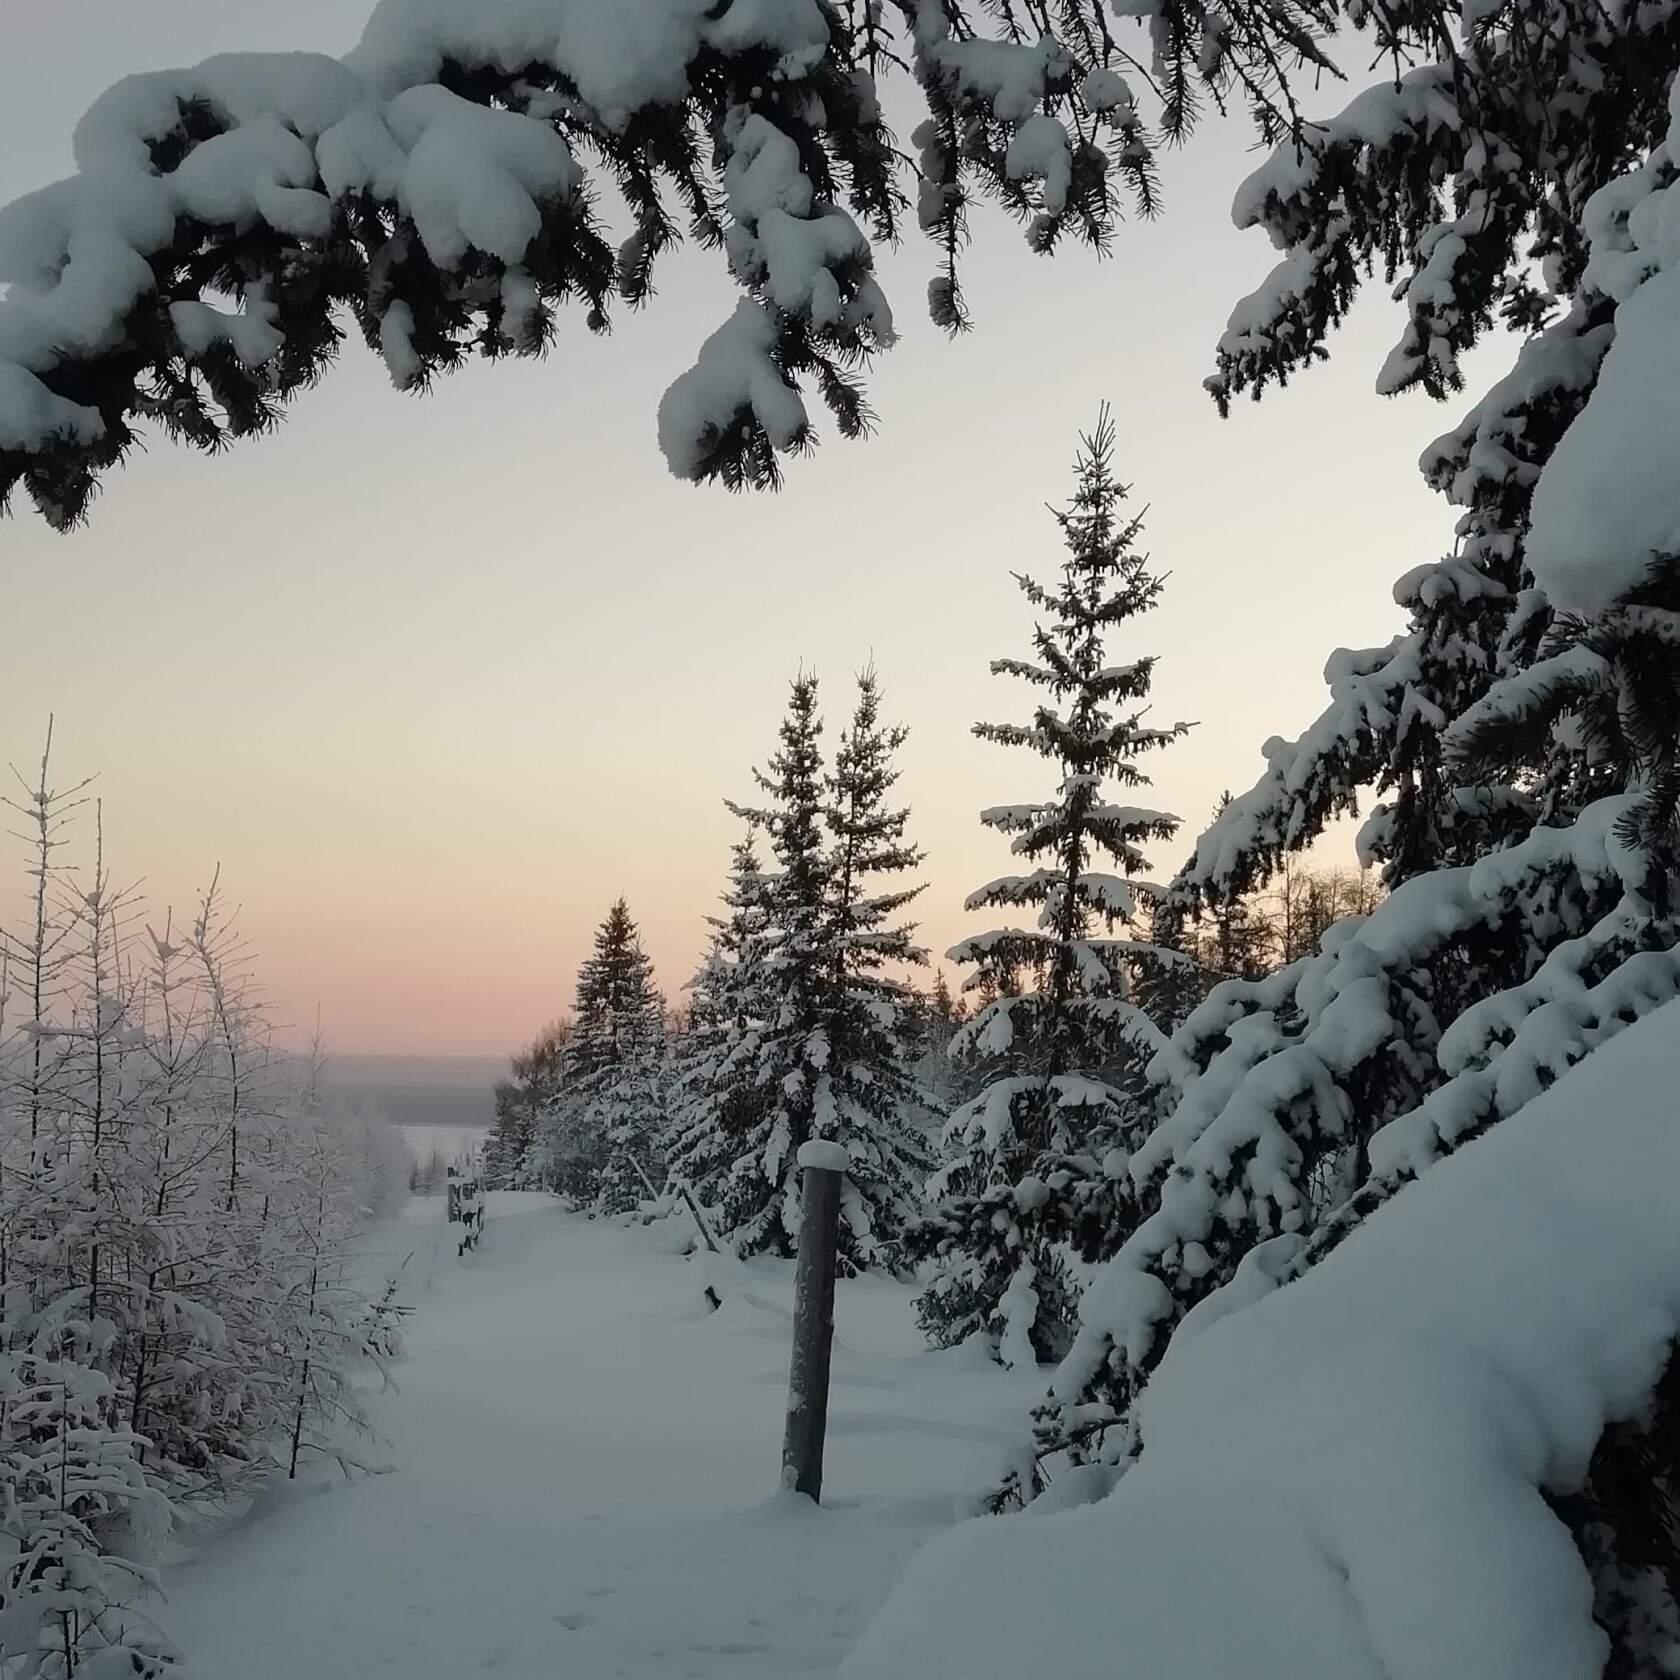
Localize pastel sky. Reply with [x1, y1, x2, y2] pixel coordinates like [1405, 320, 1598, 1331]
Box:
[0, 1, 1512, 1055]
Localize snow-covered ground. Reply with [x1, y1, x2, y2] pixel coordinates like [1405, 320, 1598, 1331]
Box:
[163, 1194, 1040, 1678]
[843, 1000, 1680, 1680]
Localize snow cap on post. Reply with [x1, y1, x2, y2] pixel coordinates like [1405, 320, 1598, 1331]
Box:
[797, 1139, 850, 1174]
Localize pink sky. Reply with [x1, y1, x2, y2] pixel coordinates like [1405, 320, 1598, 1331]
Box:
[0, 1, 1516, 1055]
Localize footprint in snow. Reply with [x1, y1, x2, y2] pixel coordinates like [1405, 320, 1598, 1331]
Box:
[553, 1612, 593, 1631]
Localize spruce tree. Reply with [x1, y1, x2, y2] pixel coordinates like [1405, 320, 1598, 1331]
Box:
[708, 675, 833, 1261]
[820, 670, 939, 1259]
[707, 671, 934, 1270]
[484, 1020, 568, 1191]
[910, 971, 968, 1112]
[545, 900, 667, 1213]
[665, 833, 774, 1215]
[1021, 33, 1680, 1615]
[907, 409, 1188, 1366]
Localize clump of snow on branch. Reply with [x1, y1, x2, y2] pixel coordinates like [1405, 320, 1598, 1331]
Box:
[1058, 788, 1672, 1423]
[0, 0, 1207, 522]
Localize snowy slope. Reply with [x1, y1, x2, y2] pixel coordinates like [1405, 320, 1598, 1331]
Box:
[163, 1194, 1041, 1678]
[843, 999, 1680, 1680]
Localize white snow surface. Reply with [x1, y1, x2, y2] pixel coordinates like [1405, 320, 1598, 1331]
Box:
[843, 999, 1680, 1680]
[164, 1192, 1040, 1678]
[345, 0, 828, 118]
[798, 1137, 852, 1172]
[1526, 80, 1680, 615]
[1526, 260, 1680, 615]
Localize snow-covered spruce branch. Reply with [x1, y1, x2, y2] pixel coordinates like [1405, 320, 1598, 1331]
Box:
[1176, 297, 1623, 914]
[1205, 0, 1679, 412]
[1036, 789, 1673, 1484]
[0, 0, 1330, 526]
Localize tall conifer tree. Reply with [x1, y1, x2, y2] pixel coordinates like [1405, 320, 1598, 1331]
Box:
[707, 672, 934, 1269]
[666, 833, 774, 1211]
[820, 671, 939, 1259]
[546, 899, 667, 1213]
[485, 1020, 568, 1191]
[909, 409, 1188, 1364]
[711, 675, 832, 1260]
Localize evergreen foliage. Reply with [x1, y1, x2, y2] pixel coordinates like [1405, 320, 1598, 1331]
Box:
[0, 731, 407, 1675]
[906, 971, 969, 1114]
[0, 0, 1361, 524]
[484, 1019, 568, 1190]
[695, 672, 935, 1270]
[543, 899, 668, 1215]
[666, 833, 774, 1214]
[1009, 36, 1680, 1664]
[709, 675, 832, 1260]
[906, 410, 1188, 1366]
[821, 671, 942, 1257]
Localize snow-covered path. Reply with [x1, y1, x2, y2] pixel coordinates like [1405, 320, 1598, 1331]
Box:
[164, 1194, 1038, 1679]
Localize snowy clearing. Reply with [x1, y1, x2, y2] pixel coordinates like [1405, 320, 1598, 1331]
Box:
[162, 1193, 1040, 1679]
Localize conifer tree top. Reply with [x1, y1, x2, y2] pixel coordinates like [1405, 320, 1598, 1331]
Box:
[953, 408, 1187, 1072]
[569, 896, 662, 1076]
[828, 667, 927, 958]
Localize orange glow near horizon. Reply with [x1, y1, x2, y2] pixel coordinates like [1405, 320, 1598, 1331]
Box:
[0, 0, 1502, 1057]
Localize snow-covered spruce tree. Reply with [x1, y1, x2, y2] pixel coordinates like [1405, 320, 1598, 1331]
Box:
[707, 673, 934, 1268]
[905, 410, 1188, 1368]
[545, 900, 667, 1215]
[1149, 0, 1680, 912]
[665, 832, 774, 1217]
[817, 670, 941, 1256]
[703, 677, 834, 1261]
[1016, 23, 1680, 1553]
[0, 0, 1372, 525]
[907, 971, 968, 1114]
[485, 1019, 568, 1190]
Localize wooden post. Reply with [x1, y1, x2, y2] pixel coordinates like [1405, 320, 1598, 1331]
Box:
[782, 1139, 847, 1503]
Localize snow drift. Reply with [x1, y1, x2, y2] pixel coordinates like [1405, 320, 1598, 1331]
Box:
[842, 998, 1680, 1680]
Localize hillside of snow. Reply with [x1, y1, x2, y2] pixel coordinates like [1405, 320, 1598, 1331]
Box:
[841, 998, 1680, 1680]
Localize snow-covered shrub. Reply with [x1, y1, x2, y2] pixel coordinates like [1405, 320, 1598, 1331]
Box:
[0, 732, 405, 1673]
